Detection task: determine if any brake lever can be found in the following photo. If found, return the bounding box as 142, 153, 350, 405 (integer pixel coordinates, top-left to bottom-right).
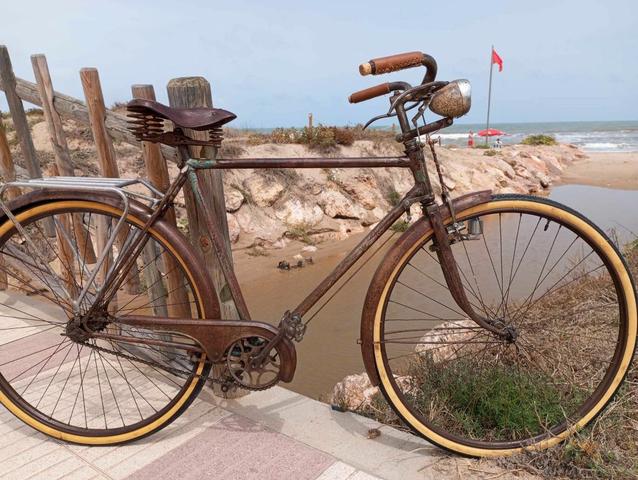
362, 99, 422, 130
363, 112, 395, 130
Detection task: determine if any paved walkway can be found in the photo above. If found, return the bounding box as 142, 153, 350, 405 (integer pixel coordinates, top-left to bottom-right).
0, 382, 462, 480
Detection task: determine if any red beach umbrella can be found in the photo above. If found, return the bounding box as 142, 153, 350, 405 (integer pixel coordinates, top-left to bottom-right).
477, 128, 505, 137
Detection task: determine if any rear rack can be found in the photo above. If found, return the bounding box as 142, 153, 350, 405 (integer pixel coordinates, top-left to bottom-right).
0, 176, 165, 209
0, 176, 166, 315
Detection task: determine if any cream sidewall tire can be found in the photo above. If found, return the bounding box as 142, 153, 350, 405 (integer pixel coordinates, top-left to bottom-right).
0, 201, 211, 445
372, 197, 637, 457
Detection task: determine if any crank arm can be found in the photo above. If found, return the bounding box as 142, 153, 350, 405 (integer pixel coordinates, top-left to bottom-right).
426, 204, 506, 338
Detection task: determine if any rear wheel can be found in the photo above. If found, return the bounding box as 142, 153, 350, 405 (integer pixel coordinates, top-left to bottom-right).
0, 199, 215, 444
368, 195, 636, 457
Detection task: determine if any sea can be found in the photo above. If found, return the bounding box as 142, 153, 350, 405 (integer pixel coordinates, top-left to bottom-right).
434, 120, 638, 152
249, 120, 638, 153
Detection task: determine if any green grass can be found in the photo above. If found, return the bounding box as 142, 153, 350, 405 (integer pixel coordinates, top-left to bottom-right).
408, 356, 575, 441
390, 220, 410, 232
521, 134, 557, 146
284, 222, 316, 244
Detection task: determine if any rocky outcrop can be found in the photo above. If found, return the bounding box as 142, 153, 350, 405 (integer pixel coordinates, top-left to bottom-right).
24, 116, 584, 250
217, 143, 582, 248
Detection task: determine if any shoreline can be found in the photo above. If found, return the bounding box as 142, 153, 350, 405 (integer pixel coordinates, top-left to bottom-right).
558, 151, 638, 190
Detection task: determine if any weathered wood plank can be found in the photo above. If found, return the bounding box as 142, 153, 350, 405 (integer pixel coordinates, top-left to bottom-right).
0, 46, 41, 179
167, 76, 238, 322
32, 55, 96, 264
0, 110, 18, 200
131, 84, 191, 319
80, 67, 140, 294
31, 54, 73, 175
0, 75, 179, 163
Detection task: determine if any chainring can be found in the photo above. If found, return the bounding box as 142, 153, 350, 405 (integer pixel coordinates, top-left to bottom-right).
225, 336, 282, 391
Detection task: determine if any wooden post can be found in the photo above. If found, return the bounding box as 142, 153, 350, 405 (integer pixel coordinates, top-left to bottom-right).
166, 77, 238, 322
0, 115, 9, 290
0, 46, 42, 180
131, 84, 190, 318
50, 164, 78, 299
31, 55, 74, 176
308, 112, 313, 131
80, 68, 118, 177
32, 55, 96, 264
80, 67, 140, 295
0, 111, 17, 200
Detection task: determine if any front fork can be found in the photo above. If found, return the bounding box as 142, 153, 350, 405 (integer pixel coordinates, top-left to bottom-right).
405, 139, 511, 340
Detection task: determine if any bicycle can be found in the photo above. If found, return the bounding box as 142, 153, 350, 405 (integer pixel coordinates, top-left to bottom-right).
0, 51, 634, 458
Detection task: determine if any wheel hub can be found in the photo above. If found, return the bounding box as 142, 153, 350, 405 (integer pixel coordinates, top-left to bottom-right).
66, 309, 112, 342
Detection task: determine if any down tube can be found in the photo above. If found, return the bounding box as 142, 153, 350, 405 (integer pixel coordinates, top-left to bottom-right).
292, 199, 410, 318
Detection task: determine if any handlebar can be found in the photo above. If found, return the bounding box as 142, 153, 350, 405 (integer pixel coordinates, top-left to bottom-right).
359, 51, 437, 83
348, 82, 390, 104
348, 81, 411, 104
350, 51, 438, 104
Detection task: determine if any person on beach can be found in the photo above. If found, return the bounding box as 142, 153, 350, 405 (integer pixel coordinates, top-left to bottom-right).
495, 137, 502, 149
468, 130, 475, 148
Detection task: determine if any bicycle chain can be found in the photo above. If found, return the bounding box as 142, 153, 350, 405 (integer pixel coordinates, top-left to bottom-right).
78, 339, 278, 391
78, 339, 224, 384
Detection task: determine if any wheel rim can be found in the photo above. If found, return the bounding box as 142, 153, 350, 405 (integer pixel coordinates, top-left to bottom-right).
0, 201, 209, 441
375, 198, 634, 452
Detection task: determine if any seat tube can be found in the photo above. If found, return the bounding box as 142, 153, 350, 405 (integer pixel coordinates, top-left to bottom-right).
182, 154, 252, 321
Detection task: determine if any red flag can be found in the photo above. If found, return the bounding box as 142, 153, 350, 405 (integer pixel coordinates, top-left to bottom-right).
491, 48, 503, 72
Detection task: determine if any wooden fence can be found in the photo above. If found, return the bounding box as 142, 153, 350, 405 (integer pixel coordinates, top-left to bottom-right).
0, 45, 238, 321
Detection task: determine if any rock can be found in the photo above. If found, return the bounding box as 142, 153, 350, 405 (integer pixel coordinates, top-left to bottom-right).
540, 177, 550, 189
332, 372, 413, 411
301, 245, 318, 253
293, 254, 304, 262
226, 213, 240, 243
277, 260, 290, 270
274, 197, 324, 226
415, 319, 476, 362
316, 187, 367, 220
235, 206, 286, 244
30, 121, 53, 153
225, 188, 244, 212
243, 175, 285, 207
514, 165, 532, 179
271, 238, 288, 249
331, 373, 380, 410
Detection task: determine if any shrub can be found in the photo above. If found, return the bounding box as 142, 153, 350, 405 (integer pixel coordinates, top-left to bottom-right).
483, 149, 498, 157
332, 127, 355, 146
390, 220, 410, 232
300, 125, 337, 152
521, 134, 557, 146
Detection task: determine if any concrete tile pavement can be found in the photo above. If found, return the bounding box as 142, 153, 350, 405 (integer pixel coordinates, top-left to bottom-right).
0, 385, 392, 480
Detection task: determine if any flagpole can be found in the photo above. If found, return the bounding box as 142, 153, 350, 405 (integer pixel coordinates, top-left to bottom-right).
485, 45, 494, 146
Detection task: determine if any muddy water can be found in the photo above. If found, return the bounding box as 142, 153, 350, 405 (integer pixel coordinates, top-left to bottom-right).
237, 185, 638, 400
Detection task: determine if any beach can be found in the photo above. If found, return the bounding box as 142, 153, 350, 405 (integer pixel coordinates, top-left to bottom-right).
560, 151, 638, 189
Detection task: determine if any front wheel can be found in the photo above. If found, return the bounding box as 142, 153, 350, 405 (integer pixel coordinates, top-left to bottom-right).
365, 194, 636, 457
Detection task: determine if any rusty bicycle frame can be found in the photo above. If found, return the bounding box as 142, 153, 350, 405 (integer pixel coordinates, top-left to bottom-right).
70, 51, 510, 388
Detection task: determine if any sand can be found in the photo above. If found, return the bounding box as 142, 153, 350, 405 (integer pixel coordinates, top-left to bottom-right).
559, 151, 638, 190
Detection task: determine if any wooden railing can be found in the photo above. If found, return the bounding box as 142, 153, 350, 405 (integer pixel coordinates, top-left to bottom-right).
0, 45, 237, 320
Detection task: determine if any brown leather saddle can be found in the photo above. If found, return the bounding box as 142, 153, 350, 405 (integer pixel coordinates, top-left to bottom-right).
126, 99, 236, 147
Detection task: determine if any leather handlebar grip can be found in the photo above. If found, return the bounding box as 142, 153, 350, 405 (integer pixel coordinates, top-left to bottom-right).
348, 83, 391, 104
359, 51, 425, 76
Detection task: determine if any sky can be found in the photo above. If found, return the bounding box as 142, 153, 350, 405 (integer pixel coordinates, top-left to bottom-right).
1, 0, 637, 127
